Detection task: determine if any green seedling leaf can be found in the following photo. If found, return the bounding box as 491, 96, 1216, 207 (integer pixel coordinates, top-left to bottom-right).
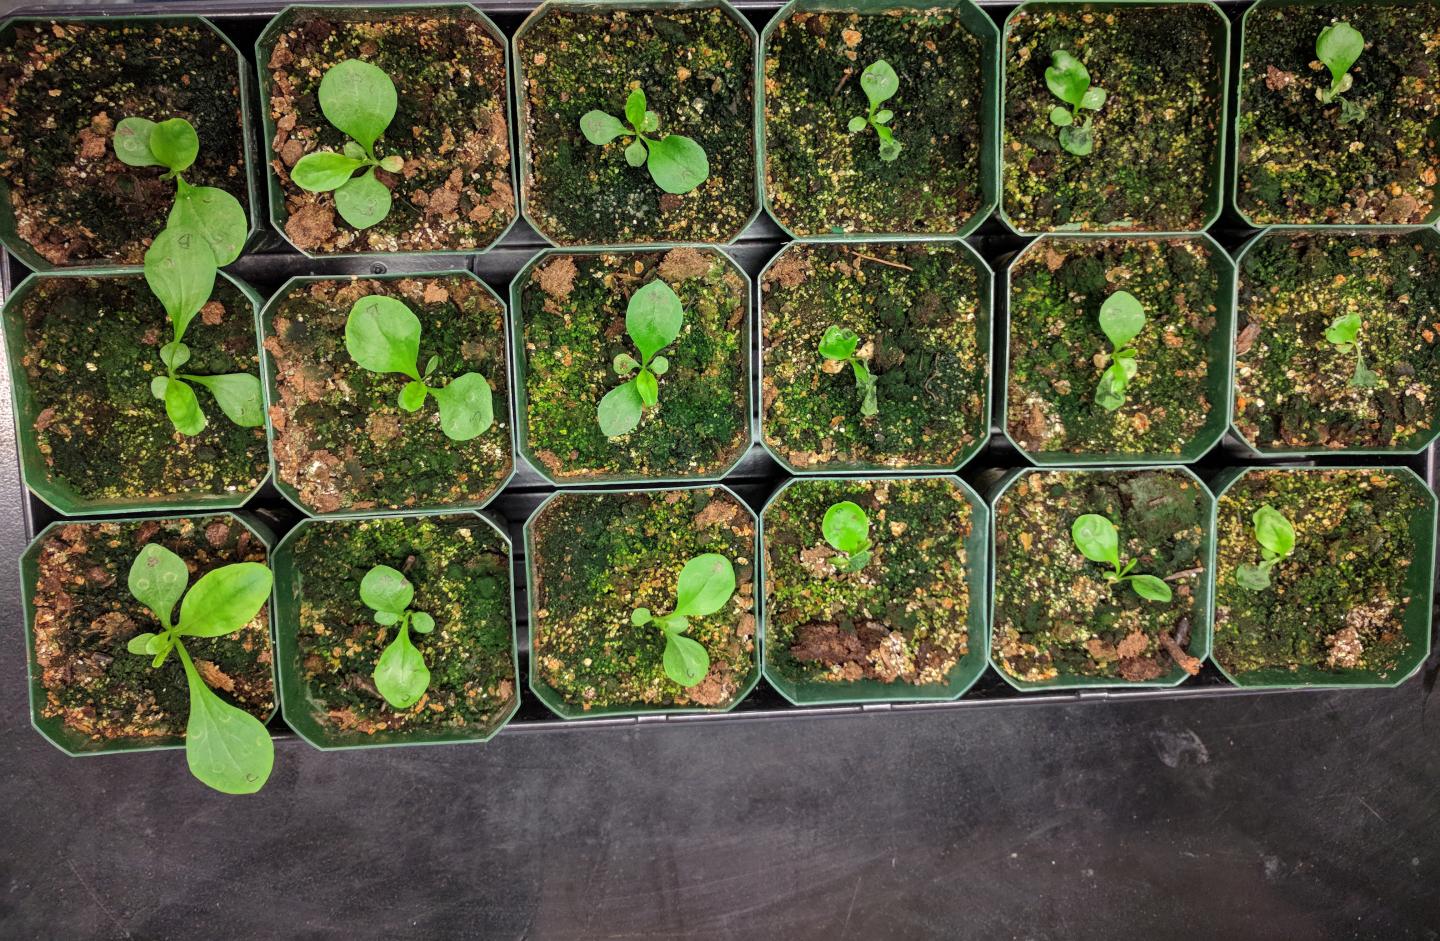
819, 326, 860, 361
347, 295, 422, 379
635, 368, 659, 407
114, 117, 161, 167
1129, 574, 1173, 603
1325, 313, 1361, 346
318, 59, 397, 152
1096, 364, 1128, 412
169, 183, 248, 267
1317, 22, 1365, 89
431, 372, 495, 441
646, 133, 709, 195
631, 607, 653, 626
182, 646, 274, 794
625, 88, 647, 129
184, 373, 264, 427
822, 501, 871, 556
160, 341, 190, 370
178, 562, 273, 638
399, 381, 427, 411
598, 379, 644, 438
1048, 106, 1073, 127
375, 610, 400, 626
860, 60, 899, 108
614, 352, 640, 375
410, 611, 435, 634
1071, 514, 1120, 568
144, 227, 216, 335
1352, 362, 1379, 388
626, 279, 685, 363
1235, 562, 1271, 591
662, 631, 710, 687
149, 118, 199, 174
625, 140, 647, 167
424, 355, 440, 378
643, 111, 661, 132
874, 110, 893, 125
581, 111, 629, 145
127, 632, 159, 655
375, 628, 430, 709
1099, 291, 1145, 348
1253, 505, 1295, 558
129, 543, 190, 628
673, 553, 736, 618
650, 355, 669, 376
848, 116, 867, 133
1059, 123, 1094, 157
165, 378, 207, 436
1081, 87, 1107, 111
1045, 50, 1091, 108
292, 151, 367, 191
334, 169, 392, 230
361, 564, 414, 614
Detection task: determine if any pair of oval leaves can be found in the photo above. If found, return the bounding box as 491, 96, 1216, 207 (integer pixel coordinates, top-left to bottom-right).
580, 88, 710, 195
631, 553, 736, 688
598, 279, 685, 438
360, 564, 437, 709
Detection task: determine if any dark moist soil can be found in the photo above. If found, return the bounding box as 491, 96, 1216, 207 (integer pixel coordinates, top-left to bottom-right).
516, 6, 756, 245
285, 515, 516, 741
1237, 3, 1440, 225
264, 275, 513, 515
1234, 231, 1440, 452
530, 488, 756, 712
1006, 237, 1224, 458
764, 9, 985, 236
993, 469, 1209, 684
1213, 469, 1426, 679
764, 477, 977, 690
761, 241, 988, 471
0, 19, 250, 266
13, 274, 267, 505
28, 516, 273, 746
517, 248, 749, 482
264, 9, 515, 254
1003, 4, 1224, 232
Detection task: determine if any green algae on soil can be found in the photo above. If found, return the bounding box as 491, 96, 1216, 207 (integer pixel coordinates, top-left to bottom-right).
764, 477, 976, 689
764, 8, 985, 236
517, 247, 749, 482
530, 488, 756, 713
1002, 3, 1225, 232
10, 274, 267, 506
1006, 237, 1224, 458
1213, 469, 1427, 681
1237, 2, 1440, 225
0, 19, 251, 266
264, 275, 513, 515
263, 8, 515, 254
516, 5, 757, 245
28, 516, 274, 748
993, 469, 1209, 684
283, 515, 516, 741
1234, 230, 1440, 453
761, 240, 988, 471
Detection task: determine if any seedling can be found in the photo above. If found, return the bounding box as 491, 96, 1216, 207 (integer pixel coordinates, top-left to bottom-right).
345, 295, 495, 441
290, 59, 404, 229
822, 500, 872, 573
1094, 290, 1146, 411
123, 544, 274, 794
818, 326, 878, 417
359, 565, 435, 709
1045, 49, 1107, 156
631, 553, 735, 687
1316, 22, 1366, 124
1324, 312, 1378, 388
1235, 504, 1295, 591
580, 88, 710, 195
597, 279, 685, 438
846, 60, 901, 161
1071, 513, 1173, 602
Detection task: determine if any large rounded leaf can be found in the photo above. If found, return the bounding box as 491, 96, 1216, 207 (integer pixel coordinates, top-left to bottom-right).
291, 151, 365, 193
1099, 291, 1146, 349
625, 279, 684, 363
662, 631, 710, 687
318, 58, 397, 151
672, 553, 736, 618
580, 111, 628, 145
374, 631, 430, 709
859, 60, 899, 108
334, 169, 392, 230
597, 379, 643, 438
430, 372, 494, 441
645, 134, 709, 195
1070, 514, 1120, 568
183, 651, 274, 794
149, 118, 199, 173
144, 227, 217, 335
185, 373, 264, 427
164, 377, 207, 437
128, 543, 190, 628
821, 501, 870, 555
346, 295, 421, 379
360, 564, 413, 614
178, 562, 274, 638
1045, 50, 1091, 108
113, 117, 160, 167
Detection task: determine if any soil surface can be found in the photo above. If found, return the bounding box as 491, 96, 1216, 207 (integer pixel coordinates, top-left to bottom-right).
284, 515, 516, 742
761, 241, 988, 471
1002, 4, 1224, 231
530, 488, 756, 713
264, 9, 514, 254
0, 19, 250, 266
516, 6, 756, 245
1213, 469, 1427, 681
28, 516, 274, 748
1234, 230, 1440, 453
764, 8, 985, 236
12, 274, 267, 507
1006, 237, 1224, 458
1237, 2, 1440, 225
264, 275, 513, 515
763, 477, 977, 693
993, 469, 1209, 685
517, 248, 749, 482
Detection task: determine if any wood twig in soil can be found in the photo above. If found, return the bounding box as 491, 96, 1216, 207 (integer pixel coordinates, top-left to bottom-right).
843, 248, 913, 272
1163, 567, 1204, 583
1160, 629, 1203, 675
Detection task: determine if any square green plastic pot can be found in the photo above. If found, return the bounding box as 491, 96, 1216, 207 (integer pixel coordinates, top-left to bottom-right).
1000, 232, 1236, 465
997, 0, 1231, 236
757, 237, 994, 475
0, 15, 263, 271
1209, 465, 1436, 689
1230, 225, 1440, 458
255, 4, 520, 260
19, 512, 278, 758
523, 484, 762, 719
256, 269, 518, 519
757, 0, 1000, 241
987, 465, 1217, 691
271, 511, 521, 749
1, 267, 271, 516
509, 245, 755, 486
512, 0, 762, 250
759, 474, 991, 705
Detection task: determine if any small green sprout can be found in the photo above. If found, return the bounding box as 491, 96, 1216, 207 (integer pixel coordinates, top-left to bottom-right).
1095, 290, 1146, 411
818, 325, 878, 417
1235, 504, 1295, 591
597, 279, 684, 438
124, 543, 274, 794
1325, 312, 1378, 388
580, 88, 710, 195
1316, 22, 1366, 124
1045, 49, 1107, 156
360, 565, 435, 709
822, 500, 872, 573
291, 59, 404, 229
846, 60, 901, 161
631, 553, 736, 687
1071, 513, 1173, 603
